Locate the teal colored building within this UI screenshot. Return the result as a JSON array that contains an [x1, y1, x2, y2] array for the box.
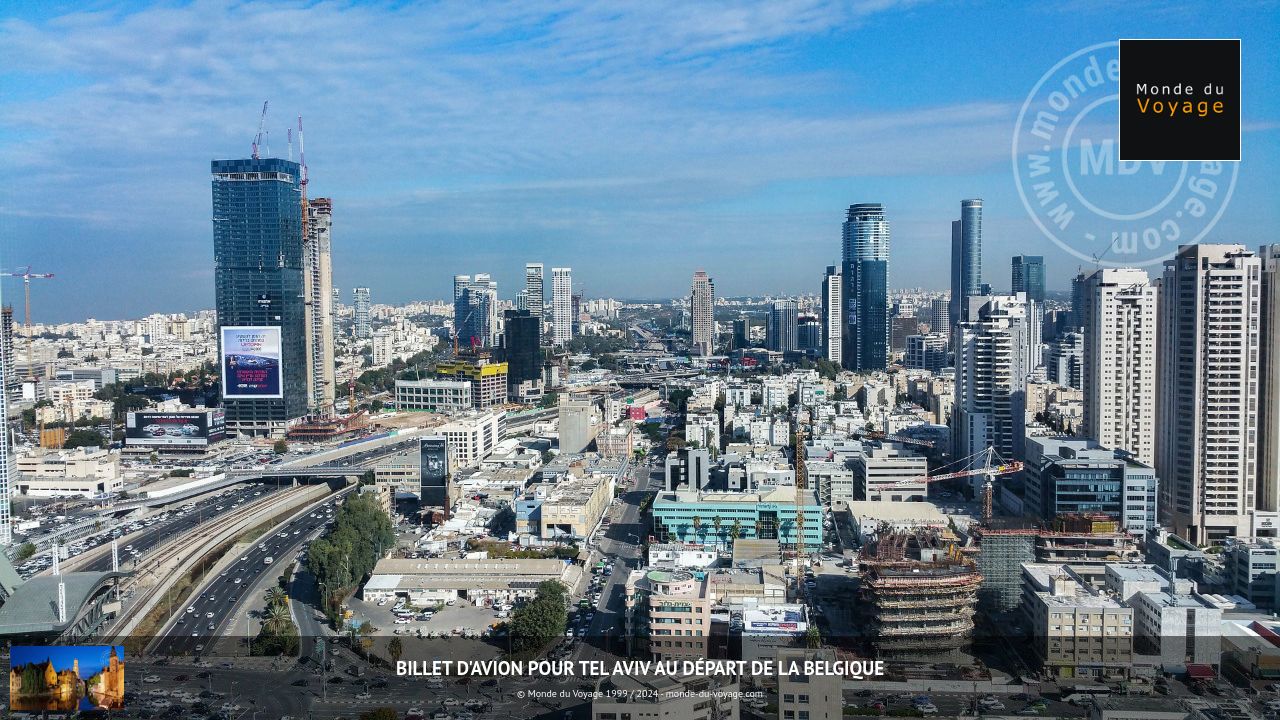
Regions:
[[651, 486, 823, 552]]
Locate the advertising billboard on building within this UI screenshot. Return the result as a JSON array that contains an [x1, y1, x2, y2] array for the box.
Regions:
[[419, 436, 449, 506], [221, 326, 283, 399], [125, 410, 226, 448]]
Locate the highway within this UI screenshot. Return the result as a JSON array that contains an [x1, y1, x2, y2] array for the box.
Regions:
[[155, 493, 344, 657]]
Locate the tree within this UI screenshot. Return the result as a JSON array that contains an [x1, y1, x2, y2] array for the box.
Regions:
[[360, 710, 400, 720], [63, 429, 105, 449], [370, 399, 384, 413], [387, 636, 404, 665], [358, 620, 376, 651], [273, 439, 289, 455], [263, 603, 292, 633], [691, 516, 702, 543], [729, 520, 742, 546], [15, 543, 36, 562], [712, 516, 723, 546], [508, 581, 568, 655], [539, 391, 560, 410], [805, 625, 822, 649], [265, 587, 287, 608]]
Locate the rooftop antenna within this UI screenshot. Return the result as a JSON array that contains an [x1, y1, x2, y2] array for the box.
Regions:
[[251, 100, 269, 159]]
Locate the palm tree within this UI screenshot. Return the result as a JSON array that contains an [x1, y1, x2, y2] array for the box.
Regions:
[[712, 516, 723, 548], [264, 587, 286, 608], [388, 636, 404, 664], [263, 604, 292, 633], [691, 516, 702, 544], [729, 520, 742, 547]]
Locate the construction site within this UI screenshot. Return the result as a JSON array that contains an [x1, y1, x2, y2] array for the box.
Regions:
[[856, 529, 982, 661]]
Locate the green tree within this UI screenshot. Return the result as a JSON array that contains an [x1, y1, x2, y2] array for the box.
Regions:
[[360, 710, 400, 720], [369, 399, 384, 413], [263, 603, 292, 633], [265, 587, 287, 608], [63, 429, 105, 449], [712, 516, 723, 546], [508, 581, 569, 655], [387, 636, 404, 665], [806, 625, 822, 649], [308, 493, 396, 614], [729, 520, 742, 546], [539, 391, 560, 410], [691, 516, 702, 543], [273, 439, 289, 454], [15, 543, 36, 562]]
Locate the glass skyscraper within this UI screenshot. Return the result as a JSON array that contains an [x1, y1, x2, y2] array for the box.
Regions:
[[841, 203, 889, 372], [1012, 255, 1046, 306], [212, 157, 309, 435], [950, 199, 983, 329]]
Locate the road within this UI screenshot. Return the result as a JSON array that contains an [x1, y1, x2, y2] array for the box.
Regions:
[[154, 494, 344, 656]]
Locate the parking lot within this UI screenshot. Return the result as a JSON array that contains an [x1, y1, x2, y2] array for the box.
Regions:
[[348, 595, 504, 639]]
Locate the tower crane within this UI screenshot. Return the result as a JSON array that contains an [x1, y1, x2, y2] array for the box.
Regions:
[[1, 267, 55, 381], [792, 425, 811, 561], [881, 446, 1022, 524], [250, 100, 269, 160]]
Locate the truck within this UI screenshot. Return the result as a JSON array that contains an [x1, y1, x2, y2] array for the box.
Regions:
[[263, 557, 273, 565]]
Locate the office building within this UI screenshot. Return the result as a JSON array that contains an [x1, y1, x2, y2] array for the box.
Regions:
[[211, 157, 309, 435], [954, 294, 1041, 463], [1012, 255, 1046, 306], [558, 394, 595, 454], [767, 299, 798, 353], [453, 273, 499, 348], [905, 333, 948, 372], [652, 485, 823, 550], [501, 309, 541, 398], [928, 298, 949, 335], [1261, 246, 1280, 519], [797, 313, 821, 352], [394, 379, 472, 413], [842, 203, 890, 371], [1157, 245, 1262, 543], [950, 199, 983, 330], [302, 197, 336, 416], [623, 568, 712, 660], [524, 262, 545, 321], [436, 411, 504, 469], [821, 265, 842, 365], [732, 316, 751, 350], [352, 286, 371, 338], [854, 442, 929, 502], [0, 298, 9, 544], [775, 648, 843, 720], [1022, 564, 1133, 679], [551, 267, 573, 345], [436, 356, 508, 409], [690, 270, 715, 356], [1021, 437, 1158, 539], [1081, 268, 1157, 466]]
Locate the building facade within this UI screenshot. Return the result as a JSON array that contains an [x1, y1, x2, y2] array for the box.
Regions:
[[394, 379, 472, 413], [352, 286, 371, 338], [211, 157, 309, 436], [1261, 246, 1280, 519], [690, 270, 715, 356], [524, 262, 545, 322], [1082, 268, 1157, 467], [954, 294, 1041, 464], [767, 300, 798, 353], [842, 203, 890, 372], [950, 199, 983, 330], [302, 197, 336, 416], [821, 265, 843, 366], [1012, 255, 1046, 306], [551, 267, 573, 345]]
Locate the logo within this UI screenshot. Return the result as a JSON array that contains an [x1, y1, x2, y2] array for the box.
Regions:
[[1012, 42, 1237, 268], [1119, 39, 1240, 161]]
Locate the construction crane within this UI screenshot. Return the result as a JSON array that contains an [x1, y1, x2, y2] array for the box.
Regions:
[[792, 425, 810, 561], [1, 266, 55, 381], [882, 447, 1023, 524], [250, 100, 269, 160], [852, 428, 934, 449]]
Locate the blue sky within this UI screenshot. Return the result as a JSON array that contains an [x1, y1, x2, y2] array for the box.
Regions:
[[1, 1, 1277, 321]]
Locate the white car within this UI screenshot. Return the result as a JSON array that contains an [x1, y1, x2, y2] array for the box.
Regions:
[[234, 577, 242, 584], [143, 674, 161, 683]]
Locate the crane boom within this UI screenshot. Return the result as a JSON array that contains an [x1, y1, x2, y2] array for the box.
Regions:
[[882, 461, 1022, 490], [1, 267, 55, 381], [251, 100, 269, 160]]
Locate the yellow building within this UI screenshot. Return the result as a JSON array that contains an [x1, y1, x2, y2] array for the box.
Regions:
[[436, 356, 508, 409]]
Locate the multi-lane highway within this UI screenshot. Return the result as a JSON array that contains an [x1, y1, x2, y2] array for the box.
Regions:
[[156, 493, 344, 656]]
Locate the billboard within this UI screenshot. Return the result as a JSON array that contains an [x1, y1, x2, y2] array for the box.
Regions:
[[10, 645, 125, 711], [125, 410, 225, 448], [419, 436, 449, 506], [221, 326, 283, 399]]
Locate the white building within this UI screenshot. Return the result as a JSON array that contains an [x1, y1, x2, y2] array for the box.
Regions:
[[353, 286, 371, 338], [14, 447, 123, 498], [1081, 268, 1157, 467], [1157, 245, 1262, 544], [591, 674, 739, 720], [1261, 246, 1280, 523], [1022, 564, 1134, 679], [362, 557, 570, 605], [552, 267, 573, 345], [685, 410, 720, 453], [647, 543, 719, 569], [853, 442, 928, 502], [1130, 591, 1222, 672], [394, 379, 472, 413], [302, 197, 337, 416], [438, 411, 504, 469], [822, 265, 842, 366], [371, 329, 395, 366], [761, 377, 789, 411], [954, 293, 1041, 464], [524, 263, 545, 321], [690, 270, 715, 356], [776, 648, 843, 720]]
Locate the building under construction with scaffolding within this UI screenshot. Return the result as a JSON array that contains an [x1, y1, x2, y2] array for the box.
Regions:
[[858, 530, 982, 661]]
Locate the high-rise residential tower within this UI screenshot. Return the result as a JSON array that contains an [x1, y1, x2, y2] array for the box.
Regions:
[[690, 270, 715, 356], [1011, 255, 1046, 306], [212, 157, 308, 435], [950, 199, 984, 330], [453, 274, 499, 348], [525, 263, 545, 322], [1258, 245, 1280, 518], [0, 286, 10, 545], [1080, 268, 1157, 466], [953, 293, 1041, 464], [767, 300, 799, 353], [552, 268, 573, 345], [0, 306, 13, 394], [302, 197, 336, 416], [841, 203, 890, 371], [352, 287, 371, 338], [1157, 244, 1263, 543], [821, 265, 843, 366]]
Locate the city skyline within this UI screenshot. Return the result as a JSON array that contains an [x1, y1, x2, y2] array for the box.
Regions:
[[2, 2, 1278, 322]]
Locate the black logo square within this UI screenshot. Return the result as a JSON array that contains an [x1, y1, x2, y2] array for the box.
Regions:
[[1119, 39, 1240, 161]]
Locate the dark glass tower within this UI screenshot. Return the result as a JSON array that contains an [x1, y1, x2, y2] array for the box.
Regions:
[[502, 309, 542, 393], [1012, 255, 1046, 305], [212, 157, 308, 435], [841, 203, 889, 371], [950, 199, 983, 329]]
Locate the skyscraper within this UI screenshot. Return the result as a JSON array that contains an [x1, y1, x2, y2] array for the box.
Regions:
[[1258, 245, 1280, 518], [352, 287, 371, 339], [1157, 244, 1263, 543], [453, 274, 499, 348], [552, 267, 573, 345], [949, 199, 983, 330], [0, 288, 10, 545], [767, 300, 799, 353], [502, 309, 542, 399], [821, 265, 842, 366], [212, 157, 309, 436], [690, 270, 715, 356], [953, 294, 1041, 464], [0, 306, 13, 394], [1011, 255, 1046, 306], [732, 316, 751, 350], [1080, 268, 1157, 466], [841, 203, 890, 371], [928, 298, 949, 335], [525, 263, 545, 322], [302, 197, 336, 416]]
